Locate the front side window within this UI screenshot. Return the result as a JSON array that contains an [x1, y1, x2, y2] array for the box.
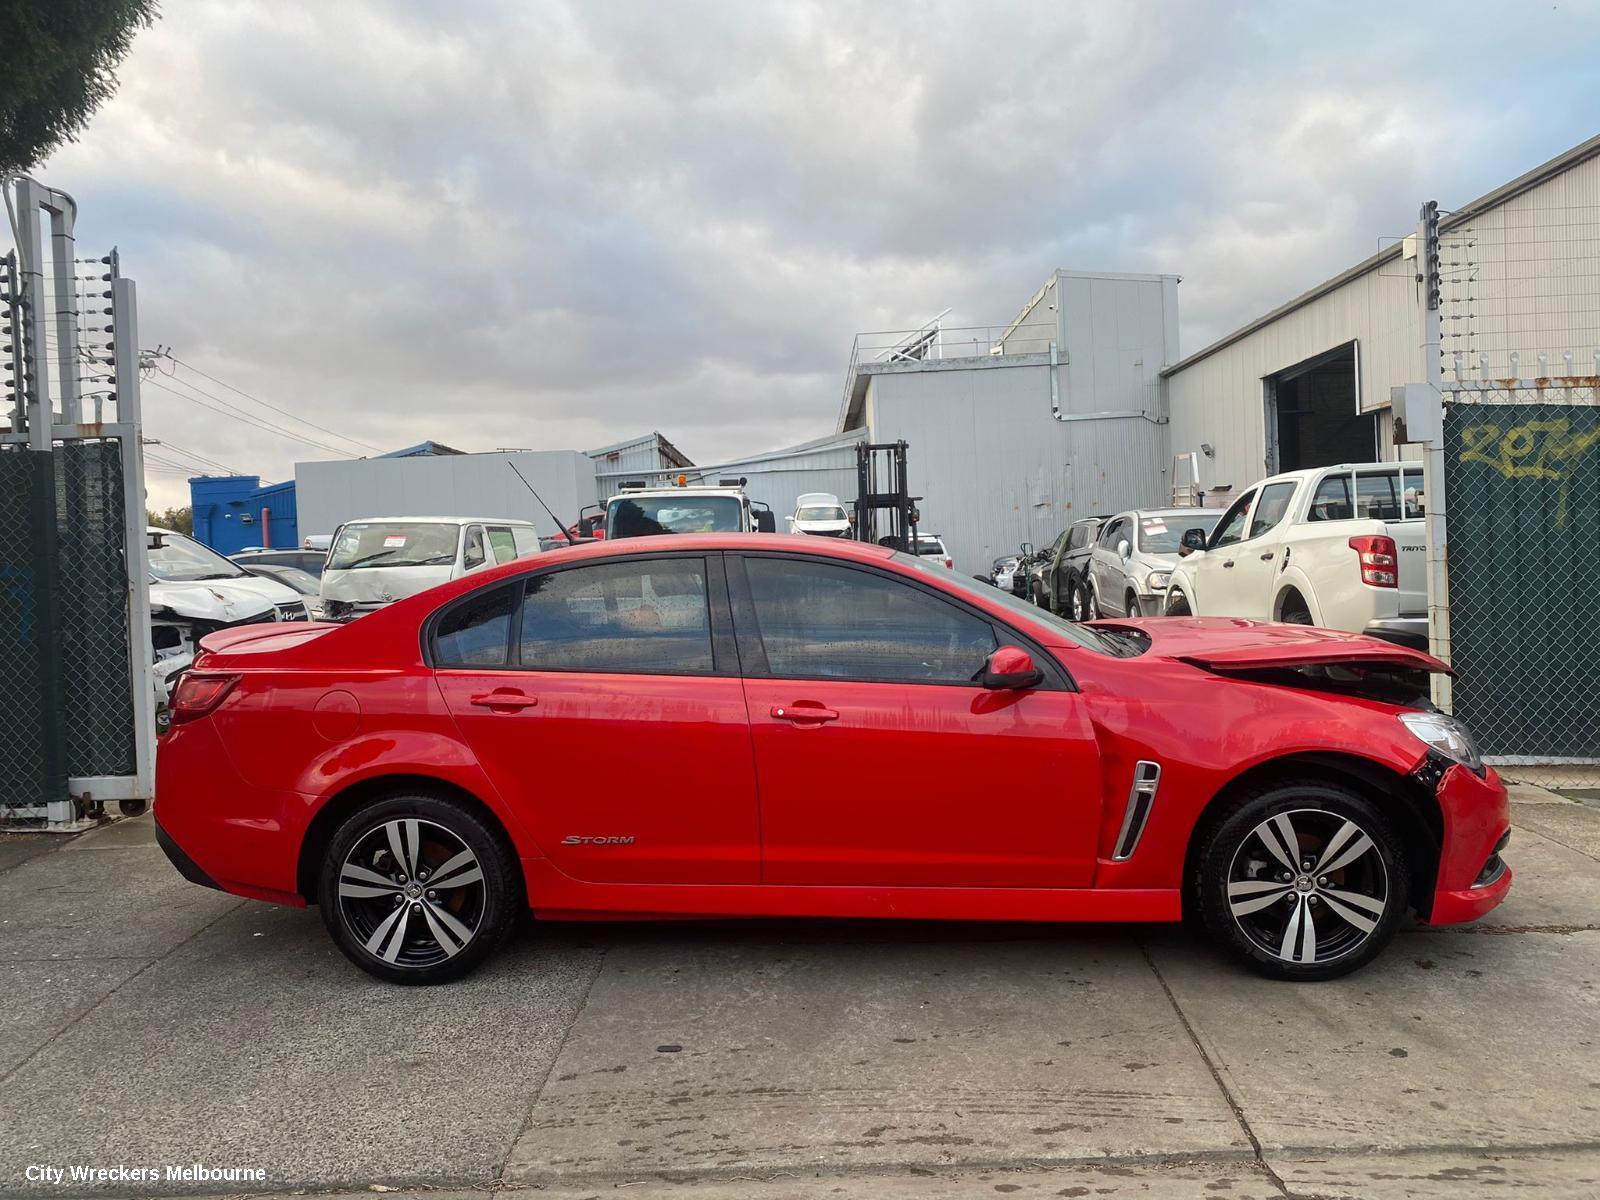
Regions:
[[434, 585, 515, 667], [1210, 492, 1256, 548], [463, 526, 487, 569], [1248, 482, 1298, 538], [519, 558, 713, 674], [608, 494, 743, 536], [1099, 518, 1128, 550], [328, 522, 461, 570], [744, 557, 996, 683]]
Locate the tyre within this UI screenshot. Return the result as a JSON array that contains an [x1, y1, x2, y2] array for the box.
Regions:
[[1126, 592, 1142, 617], [1070, 581, 1089, 622], [319, 791, 521, 985], [1280, 592, 1313, 625], [1165, 590, 1192, 617], [1084, 584, 1100, 621], [1195, 781, 1408, 981]]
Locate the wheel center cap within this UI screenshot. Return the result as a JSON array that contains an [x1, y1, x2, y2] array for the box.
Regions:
[[1294, 875, 1315, 893], [403, 881, 422, 899]]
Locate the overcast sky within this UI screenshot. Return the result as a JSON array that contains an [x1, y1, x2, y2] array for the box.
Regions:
[[22, 0, 1600, 507]]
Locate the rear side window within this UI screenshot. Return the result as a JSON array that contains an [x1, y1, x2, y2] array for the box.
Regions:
[[1068, 524, 1091, 550], [743, 558, 996, 683], [1355, 472, 1402, 521], [434, 585, 515, 667], [1308, 474, 1354, 522], [511, 527, 540, 557], [1249, 482, 1298, 537], [519, 559, 713, 674], [487, 526, 518, 564]]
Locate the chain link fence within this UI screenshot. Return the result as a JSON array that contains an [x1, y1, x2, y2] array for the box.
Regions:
[[1442, 378, 1600, 788]]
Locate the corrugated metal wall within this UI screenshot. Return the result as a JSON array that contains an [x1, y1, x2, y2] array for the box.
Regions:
[[1165, 148, 1600, 498], [701, 430, 866, 522], [296, 450, 596, 540]]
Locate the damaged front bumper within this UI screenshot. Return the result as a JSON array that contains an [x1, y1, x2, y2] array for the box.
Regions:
[[1422, 761, 1513, 925]]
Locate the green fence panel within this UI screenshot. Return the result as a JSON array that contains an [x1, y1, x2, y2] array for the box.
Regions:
[[1444, 400, 1600, 760], [0, 448, 52, 816]]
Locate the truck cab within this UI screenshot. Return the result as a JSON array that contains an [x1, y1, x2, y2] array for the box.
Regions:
[[605, 478, 776, 538]]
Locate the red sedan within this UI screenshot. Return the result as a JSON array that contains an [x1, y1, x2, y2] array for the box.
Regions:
[[154, 534, 1510, 984]]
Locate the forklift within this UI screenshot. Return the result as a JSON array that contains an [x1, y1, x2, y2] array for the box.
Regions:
[[853, 441, 921, 551]]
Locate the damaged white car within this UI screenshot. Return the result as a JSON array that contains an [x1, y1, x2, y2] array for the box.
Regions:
[[148, 527, 311, 723]]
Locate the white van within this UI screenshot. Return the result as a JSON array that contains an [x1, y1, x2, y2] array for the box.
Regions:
[[787, 492, 852, 538], [319, 517, 539, 619]]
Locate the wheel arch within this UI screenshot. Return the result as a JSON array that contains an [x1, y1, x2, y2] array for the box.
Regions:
[[296, 773, 527, 905], [1273, 571, 1320, 623], [1182, 751, 1442, 919]]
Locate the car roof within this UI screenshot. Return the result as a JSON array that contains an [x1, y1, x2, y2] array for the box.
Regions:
[[335, 516, 536, 525], [795, 492, 842, 504]]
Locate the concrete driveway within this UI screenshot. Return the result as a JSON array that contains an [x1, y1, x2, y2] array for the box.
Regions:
[[1, 789, 1597, 1200]]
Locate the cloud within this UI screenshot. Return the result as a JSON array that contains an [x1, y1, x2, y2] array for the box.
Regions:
[[22, 0, 1600, 507]]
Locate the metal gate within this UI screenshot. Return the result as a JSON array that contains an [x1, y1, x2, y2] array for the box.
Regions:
[[1440, 378, 1600, 781]]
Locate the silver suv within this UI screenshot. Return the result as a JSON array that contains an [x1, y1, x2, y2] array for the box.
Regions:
[[1086, 508, 1222, 618]]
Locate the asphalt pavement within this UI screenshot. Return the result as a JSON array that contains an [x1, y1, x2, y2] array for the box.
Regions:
[[1, 786, 1597, 1200]]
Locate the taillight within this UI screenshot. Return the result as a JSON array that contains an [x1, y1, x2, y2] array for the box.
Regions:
[[943, 557, 953, 569], [1350, 535, 1398, 587], [168, 673, 240, 724]]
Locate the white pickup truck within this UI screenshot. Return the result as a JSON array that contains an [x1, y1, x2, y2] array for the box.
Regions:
[[1161, 462, 1428, 648]]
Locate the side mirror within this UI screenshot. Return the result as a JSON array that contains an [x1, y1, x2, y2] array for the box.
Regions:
[[978, 645, 1044, 690], [1117, 539, 1131, 561], [1180, 528, 1208, 553], [754, 510, 777, 533]]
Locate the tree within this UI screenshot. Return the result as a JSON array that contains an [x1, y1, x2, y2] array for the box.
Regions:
[[146, 504, 191, 535], [0, 0, 160, 177]]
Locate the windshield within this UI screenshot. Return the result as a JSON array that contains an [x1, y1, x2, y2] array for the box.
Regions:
[[327, 522, 462, 570], [896, 551, 1142, 657], [1138, 512, 1221, 554], [796, 505, 847, 522], [608, 495, 743, 536], [148, 530, 248, 583]]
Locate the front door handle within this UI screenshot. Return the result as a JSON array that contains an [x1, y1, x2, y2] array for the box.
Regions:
[[1222, 560, 1236, 569], [771, 703, 839, 724], [470, 689, 539, 711], [1259, 551, 1274, 561]]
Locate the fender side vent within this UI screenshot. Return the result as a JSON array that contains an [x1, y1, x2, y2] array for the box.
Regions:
[[1113, 761, 1162, 861]]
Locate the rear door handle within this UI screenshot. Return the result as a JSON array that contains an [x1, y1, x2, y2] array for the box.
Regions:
[[470, 689, 539, 711], [771, 703, 839, 724]]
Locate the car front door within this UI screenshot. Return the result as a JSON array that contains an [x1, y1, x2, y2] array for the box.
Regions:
[[1188, 490, 1256, 615], [431, 554, 759, 884], [729, 552, 1102, 888], [1230, 481, 1298, 616]]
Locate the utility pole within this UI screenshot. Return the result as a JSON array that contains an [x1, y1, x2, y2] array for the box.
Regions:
[[1418, 200, 1451, 710]]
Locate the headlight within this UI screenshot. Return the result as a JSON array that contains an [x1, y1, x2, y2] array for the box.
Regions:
[[1399, 711, 1484, 773], [1146, 571, 1171, 591]]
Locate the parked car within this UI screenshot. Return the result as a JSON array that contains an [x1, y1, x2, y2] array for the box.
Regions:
[[1038, 517, 1107, 619], [155, 532, 1509, 986], [319, 517, 540, 621], [988, 554, 1021, 590], [911, 533, 954, 569], [1087, 509, 1224, 618], [234, 562, 325, 619], [788, 492, 853, 538], [147, 527, 311, 720], [1163, 463, 1427, 648], [1010, 543, 1040, 598], [606, 480, 776, 537], [232, 548, 329, 578]]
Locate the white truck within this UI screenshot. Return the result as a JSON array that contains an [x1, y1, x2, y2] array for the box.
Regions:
[[1161, 462, 1427, 648], [605, 478, 776, 537]]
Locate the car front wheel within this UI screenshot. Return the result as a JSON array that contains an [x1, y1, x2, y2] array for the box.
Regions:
[[1195, 781, 1408, 981], [319, 791, 521, 985], [1069, 582, 1089, 622]]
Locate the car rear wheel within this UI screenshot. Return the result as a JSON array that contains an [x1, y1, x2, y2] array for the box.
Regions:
[[319, 792, 521, 985], [1195, 781, 1408, 981], [1280, 592, 1313, 624]]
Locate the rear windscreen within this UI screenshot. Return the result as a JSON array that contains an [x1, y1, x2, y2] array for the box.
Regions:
[[607, 495, 743, 536]]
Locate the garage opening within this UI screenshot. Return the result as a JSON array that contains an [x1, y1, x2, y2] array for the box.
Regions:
[[1263, 342, 1376, 472]]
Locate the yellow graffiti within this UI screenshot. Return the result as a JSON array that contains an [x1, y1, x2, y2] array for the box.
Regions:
[[1459, 418, 1600, 527]]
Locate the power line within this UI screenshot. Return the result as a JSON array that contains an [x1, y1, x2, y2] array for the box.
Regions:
[[142, 374, 359, 456], [162, 353, 382, 454]]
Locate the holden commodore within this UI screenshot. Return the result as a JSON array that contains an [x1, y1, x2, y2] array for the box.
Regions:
[[154, 533, 1510, 985]]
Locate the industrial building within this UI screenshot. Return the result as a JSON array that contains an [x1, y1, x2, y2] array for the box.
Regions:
[[189, 134, 1600, 575]]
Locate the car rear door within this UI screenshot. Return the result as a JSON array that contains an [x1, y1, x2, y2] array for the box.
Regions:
[[432, 554, 759, 884], [729, 552, 1102, 888]]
